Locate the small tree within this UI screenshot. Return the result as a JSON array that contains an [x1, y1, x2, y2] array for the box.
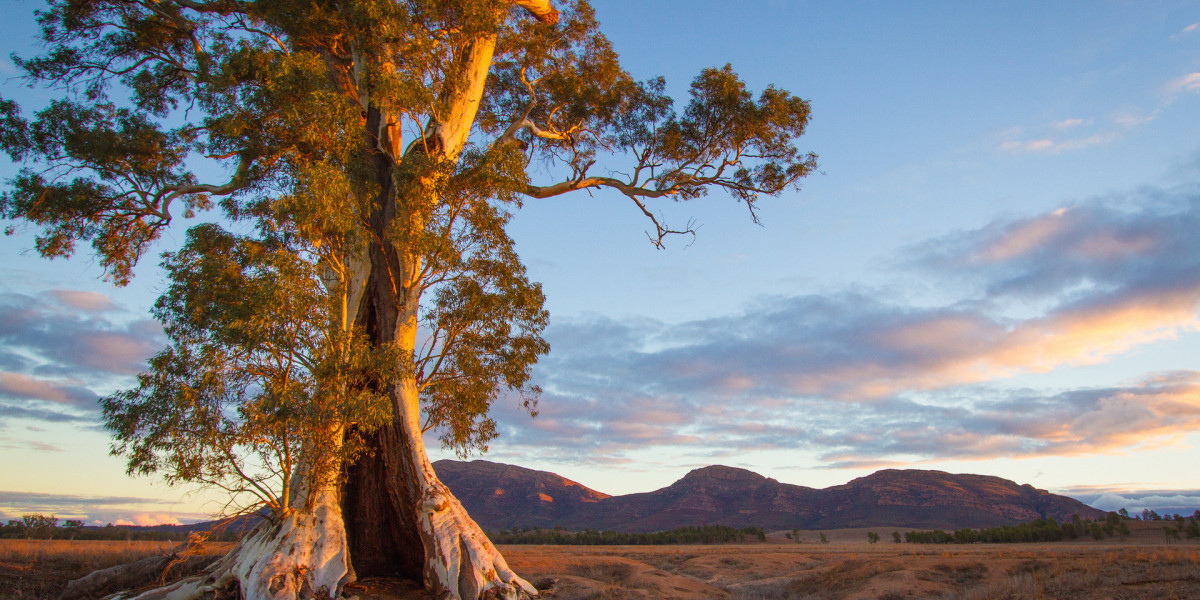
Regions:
[[892, 531, 902, 544], [21, 514, 58, 540], [819, 532, 829, 544], [63, 519, 85, 540], [867, 531, 880, 544]]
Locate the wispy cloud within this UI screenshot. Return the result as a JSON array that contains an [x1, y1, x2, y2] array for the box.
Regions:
[[1000, 68, 1200, 154], [1000, 133, 1116, 154], [1052, 118, 1087, 130], [1166, 72, 1200, 95]]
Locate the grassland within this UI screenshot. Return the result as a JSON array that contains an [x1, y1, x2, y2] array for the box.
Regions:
[[2, 523, 1198, 599], [0, 539, 231, 600]]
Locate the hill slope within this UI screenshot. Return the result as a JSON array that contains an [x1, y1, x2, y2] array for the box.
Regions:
[[434, 460, 1105, 532], [434, 459, 610, 529]]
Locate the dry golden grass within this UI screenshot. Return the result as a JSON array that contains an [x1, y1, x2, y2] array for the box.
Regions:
[[4, 532, 1199, 600], [0, 540, 231, 600], [500, 538, 1200, 600]]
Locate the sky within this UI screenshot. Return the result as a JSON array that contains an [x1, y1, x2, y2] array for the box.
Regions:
[[2, 1, 1200, 526]]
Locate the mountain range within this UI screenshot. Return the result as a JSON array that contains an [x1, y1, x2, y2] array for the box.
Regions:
[[434, 459, 1106, 532]]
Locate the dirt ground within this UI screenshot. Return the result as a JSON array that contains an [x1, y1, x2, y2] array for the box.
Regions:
[[4, 525, 1199, 600]]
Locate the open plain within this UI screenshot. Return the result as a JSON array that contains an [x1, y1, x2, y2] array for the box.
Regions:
[[3, 525, 1199, 600]]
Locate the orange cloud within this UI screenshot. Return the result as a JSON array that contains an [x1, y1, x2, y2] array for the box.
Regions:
[[974, 209, 1068, 262], [131, 513, 183, 526]]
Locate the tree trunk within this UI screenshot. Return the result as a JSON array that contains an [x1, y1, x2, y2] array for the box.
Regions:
[[339, 119, 535, 595], [342, 381, 535, 599]]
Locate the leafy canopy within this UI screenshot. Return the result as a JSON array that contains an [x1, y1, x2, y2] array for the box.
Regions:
[[1, 0, 816, 507]]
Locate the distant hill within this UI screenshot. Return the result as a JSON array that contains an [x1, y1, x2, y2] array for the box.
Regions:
[[433, 460, 1106, 532], [434, 459, 609, 529]]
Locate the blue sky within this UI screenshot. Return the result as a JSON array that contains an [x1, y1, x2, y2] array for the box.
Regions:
[[2, 1, 1200, 525]]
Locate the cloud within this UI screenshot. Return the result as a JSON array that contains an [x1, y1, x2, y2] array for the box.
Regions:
[[999, 67, 1200, 153], [1000, 133, 1116, 154], [1052, 118, 1087, 130], [0, 491, 208, 525], [0, 437, 64, 452], [1166, 73, 1200, 95], [815, 371, 1200, 467], [0, 291, 163, 377], [1112, 110, 1160, 128], [1185, 23, 1199, 34], [0, 289, 163, 424], [49, 290, 120, 313], [480, 186, 1200, 468], [0, 372, 98, 410], [130, 513, 183, 526], [1086, 491, 1200, 515]]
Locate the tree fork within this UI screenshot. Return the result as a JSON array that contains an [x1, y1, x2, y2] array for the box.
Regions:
[[339, 98, 536, 595]]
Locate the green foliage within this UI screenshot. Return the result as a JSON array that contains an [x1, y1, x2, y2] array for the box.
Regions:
[[102, 224, 395, 515], [867, 531, 880, 543]]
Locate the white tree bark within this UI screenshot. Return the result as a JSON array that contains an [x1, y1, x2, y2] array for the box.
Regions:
[[102, 486, 351, 600], [394, 376, 536, 600]]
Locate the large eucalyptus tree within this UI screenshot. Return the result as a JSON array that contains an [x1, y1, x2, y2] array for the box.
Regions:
[[0, 1, 817, 598]]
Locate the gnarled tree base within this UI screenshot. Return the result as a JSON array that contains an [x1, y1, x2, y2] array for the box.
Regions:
[[85, 495, 352, 600], [68, 481, 535, 600], [417, 482, 536, 600]]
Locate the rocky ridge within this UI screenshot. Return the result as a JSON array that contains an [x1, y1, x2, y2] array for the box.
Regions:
[[434, 460, 1106, 532]]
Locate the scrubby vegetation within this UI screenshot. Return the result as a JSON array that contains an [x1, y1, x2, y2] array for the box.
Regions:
[[487, 524, 767, 545], [1, 514, 244, 541], [903, 511, 1163, 544]]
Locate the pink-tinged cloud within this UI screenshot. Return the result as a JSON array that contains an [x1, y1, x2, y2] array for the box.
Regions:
[[49, 290, 119, 312], [974, 208, 1068, 262], [0, 372, 96, 409], [74, 331, 161, 374]]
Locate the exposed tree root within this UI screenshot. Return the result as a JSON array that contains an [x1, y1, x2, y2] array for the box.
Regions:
[[78, 488, 352, 600], [59, 553, 216, 600], [417, 481, 537, 600]]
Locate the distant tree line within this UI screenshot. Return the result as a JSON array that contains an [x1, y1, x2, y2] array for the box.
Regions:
[[1, 514, 242, 541], [486, 524, 767, 545], [1160, 512, 1200, 543], [903, 512, 1143, 544]]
